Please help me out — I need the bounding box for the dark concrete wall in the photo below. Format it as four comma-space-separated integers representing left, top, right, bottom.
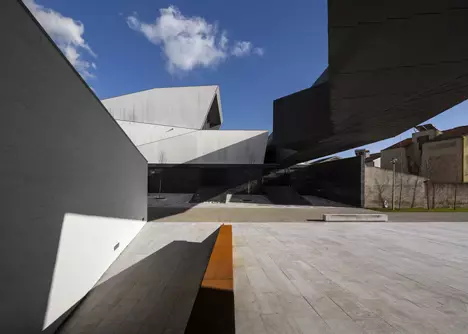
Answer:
148, 165, 266, 193
270, 1, 468, 166
0, 2, 147, 333
273, 83, 331, 151
291, 156, 365, 207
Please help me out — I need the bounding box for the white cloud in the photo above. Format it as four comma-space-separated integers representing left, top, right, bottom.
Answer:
127, 6, 263, 73
231, 41, 252, 57
24, 0, 97, 79
253, 47, 265, 56
231, 41, 264, 57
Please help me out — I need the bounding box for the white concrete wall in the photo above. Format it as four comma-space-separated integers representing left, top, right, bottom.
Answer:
117, 120, 195, 146
0, 2, 147, 333
139, 130, 269, 164
43, 214, 145, 329
103, 86, 220, 129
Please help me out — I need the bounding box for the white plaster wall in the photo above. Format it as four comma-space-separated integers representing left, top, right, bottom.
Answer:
0, 2, 147, 333
103, 86, 219, 129
139, 130, 269, 164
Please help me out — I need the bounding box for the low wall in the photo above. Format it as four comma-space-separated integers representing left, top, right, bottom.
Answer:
365, 167, 427, 208
365, 167, 468, 209
429, 183, 468, 209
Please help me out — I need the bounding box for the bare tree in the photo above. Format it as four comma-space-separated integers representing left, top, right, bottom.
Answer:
247, 152, 256, 195
424, 158, 434, 209
453, 159, 462, 210
157, 151, 166, 199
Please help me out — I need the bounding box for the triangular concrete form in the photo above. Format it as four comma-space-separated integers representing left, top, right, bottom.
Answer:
102, 86, 222, 130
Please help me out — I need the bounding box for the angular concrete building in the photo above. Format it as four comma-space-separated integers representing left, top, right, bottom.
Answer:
102, 86, 268, 166
102, 87, 269, 195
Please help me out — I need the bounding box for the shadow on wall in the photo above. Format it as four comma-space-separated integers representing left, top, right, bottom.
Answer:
0, 1, 147, 333
147, 131, 272, 192
57, 227, 235, 334
145, 133, 277, 220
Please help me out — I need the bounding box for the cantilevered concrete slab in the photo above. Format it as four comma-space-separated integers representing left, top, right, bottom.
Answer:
102, 86, 222, 130
272, 2, 468, 165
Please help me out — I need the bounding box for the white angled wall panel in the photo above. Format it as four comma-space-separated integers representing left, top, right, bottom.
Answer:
139, 130, 269, 164
103, 86, 219, 129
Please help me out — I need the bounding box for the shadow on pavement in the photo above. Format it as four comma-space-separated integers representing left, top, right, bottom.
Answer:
57, 228, 229, 334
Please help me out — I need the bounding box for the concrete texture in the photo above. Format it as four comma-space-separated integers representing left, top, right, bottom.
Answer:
148, 164, 269, 194
139, 130, 269, 164
106, 87, 268, 166
58, 223, 221, 334
60, 222, 468, 333
116, 120, 195, 147
280, 156, 364, 207
421, 137, 464, 183
365, 166, 428, 209
381, 147, 409, 174
0, 2, 147, 333
102, 85, 222, 130
365, 167, 468, 209
270, 2, 468, 165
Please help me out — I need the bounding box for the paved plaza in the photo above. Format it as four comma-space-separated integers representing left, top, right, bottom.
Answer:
59, 222, 468, 333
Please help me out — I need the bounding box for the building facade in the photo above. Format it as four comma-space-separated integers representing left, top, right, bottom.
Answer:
381, 125, 468, 183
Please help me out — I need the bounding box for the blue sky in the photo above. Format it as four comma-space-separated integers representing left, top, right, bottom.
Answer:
25, 0, 468, 158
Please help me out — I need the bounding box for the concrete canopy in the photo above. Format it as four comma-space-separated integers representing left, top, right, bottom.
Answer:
272, 1, 468, 166
102, 85, 223, 130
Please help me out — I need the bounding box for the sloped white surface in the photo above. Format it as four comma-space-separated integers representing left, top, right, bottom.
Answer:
139, 130, 268, 164
103, 86, 219, 129
43, 214, 145, 330
117, 120, 195, 147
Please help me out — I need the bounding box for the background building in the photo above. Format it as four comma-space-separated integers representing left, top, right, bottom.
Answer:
381, 125, 468, 183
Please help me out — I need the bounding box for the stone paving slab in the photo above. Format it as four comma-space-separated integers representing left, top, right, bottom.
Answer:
60, 222, 468, 334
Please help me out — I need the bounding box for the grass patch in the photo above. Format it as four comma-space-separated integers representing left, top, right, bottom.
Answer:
375, 207, 468, 213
